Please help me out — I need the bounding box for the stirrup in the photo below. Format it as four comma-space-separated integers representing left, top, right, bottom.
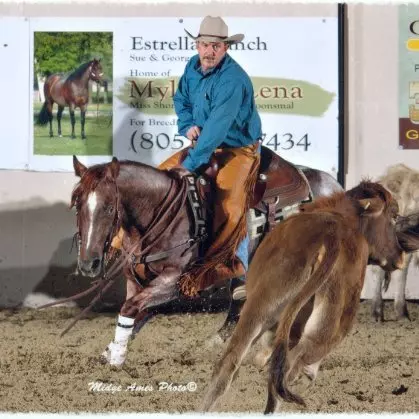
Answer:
232, 284, 246, 301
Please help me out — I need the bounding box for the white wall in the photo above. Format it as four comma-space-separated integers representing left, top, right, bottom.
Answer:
346, 5, 419, 299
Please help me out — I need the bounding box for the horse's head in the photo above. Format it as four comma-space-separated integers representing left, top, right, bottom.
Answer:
89, 58, 104, 84
71, 155, 120, 277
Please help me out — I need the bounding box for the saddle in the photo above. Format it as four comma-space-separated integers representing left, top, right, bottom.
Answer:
182, 145, 311, 233
251, 145, 311, 230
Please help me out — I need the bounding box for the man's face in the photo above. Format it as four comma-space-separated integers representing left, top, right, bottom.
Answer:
197, 41, 229, 71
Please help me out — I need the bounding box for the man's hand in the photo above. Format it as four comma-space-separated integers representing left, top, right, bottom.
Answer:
186, 126, 201, 142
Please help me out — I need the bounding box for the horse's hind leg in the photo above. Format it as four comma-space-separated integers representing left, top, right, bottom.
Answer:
57, 105, 64, 138
47, 101, 54, 137
212, 278, 245, 345
69, 104, 76, 139
80, 105, 87, 140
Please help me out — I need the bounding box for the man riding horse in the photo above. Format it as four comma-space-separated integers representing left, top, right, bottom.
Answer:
114, 16, 262, 300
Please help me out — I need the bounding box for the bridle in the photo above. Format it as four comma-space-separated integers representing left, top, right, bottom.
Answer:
37, 167, 207, 336
89, 62, 103, 84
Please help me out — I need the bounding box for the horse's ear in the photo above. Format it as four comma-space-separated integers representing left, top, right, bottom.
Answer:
73, 155, 87, 177
107, 157, 120, 179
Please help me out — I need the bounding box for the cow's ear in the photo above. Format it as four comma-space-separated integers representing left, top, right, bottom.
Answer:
358, 197, 385, 217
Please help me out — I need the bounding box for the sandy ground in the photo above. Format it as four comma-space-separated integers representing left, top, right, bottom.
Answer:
0, 300, 418, 414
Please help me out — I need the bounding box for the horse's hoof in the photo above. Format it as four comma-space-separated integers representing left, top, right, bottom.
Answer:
100, 351, 110, 365
59, 134, 62, 138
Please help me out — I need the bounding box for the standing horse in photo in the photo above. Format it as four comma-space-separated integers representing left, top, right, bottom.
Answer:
68, 146, 343, 367
37, 58, 104, 140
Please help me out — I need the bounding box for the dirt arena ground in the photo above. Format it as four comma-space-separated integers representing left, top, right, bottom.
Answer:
0, 300, 417, 414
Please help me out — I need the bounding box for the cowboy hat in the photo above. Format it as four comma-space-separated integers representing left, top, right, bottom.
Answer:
184, 16, 244, 44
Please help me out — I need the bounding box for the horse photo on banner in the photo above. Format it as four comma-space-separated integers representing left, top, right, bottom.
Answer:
33, 31, 113, 157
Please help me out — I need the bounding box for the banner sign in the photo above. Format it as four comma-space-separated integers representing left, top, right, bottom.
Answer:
399, 5, 419, 149
4, 17, 338, 175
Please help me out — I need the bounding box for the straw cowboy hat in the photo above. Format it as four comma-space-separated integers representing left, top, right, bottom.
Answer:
184, 16, 244, 44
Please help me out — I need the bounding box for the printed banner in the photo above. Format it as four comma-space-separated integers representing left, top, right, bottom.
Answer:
399, 5, 419, 149
26, 17, 338, 173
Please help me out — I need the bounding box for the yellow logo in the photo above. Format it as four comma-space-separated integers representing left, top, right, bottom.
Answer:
407, 38, 419, 51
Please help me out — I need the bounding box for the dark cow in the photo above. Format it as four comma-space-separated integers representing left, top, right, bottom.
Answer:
200, 181, 405, 414
371, 163, 419, 321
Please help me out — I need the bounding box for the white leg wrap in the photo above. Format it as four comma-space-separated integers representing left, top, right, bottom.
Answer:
102, 315, 134, 366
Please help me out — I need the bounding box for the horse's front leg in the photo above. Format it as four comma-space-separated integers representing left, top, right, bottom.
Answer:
101, 267, 181, 367
80, 105, 87, 140
57, 105, 64, 138
69, 104, 76, 139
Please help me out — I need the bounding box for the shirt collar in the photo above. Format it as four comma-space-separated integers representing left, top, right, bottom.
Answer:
195, 54, 230, 77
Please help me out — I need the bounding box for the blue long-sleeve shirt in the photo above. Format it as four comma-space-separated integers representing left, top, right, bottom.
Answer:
174, 54, 262, 172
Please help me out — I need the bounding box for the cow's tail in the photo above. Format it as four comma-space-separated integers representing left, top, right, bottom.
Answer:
37, 101, 50, 125
266, 229, 340, 411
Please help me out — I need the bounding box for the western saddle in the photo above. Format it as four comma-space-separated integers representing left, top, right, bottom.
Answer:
187, 144, 311, 233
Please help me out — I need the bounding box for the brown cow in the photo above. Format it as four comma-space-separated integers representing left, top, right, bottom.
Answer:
200, 181, 405, 414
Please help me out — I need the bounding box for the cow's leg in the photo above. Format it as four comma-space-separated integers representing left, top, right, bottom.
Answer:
254, 297, 314, 368
394, 253, 411, 320
393, 253, 411, 320
286, 296, 347, 394
253, 324, 276, 368
200, 299, 274, 412
371, 266, 385, 322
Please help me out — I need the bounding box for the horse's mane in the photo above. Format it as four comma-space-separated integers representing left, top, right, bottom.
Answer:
67, 60, 96, 81
70, 160, 166, 210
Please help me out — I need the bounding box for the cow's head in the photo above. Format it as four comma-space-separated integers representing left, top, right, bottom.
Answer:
347, 181, 405, 271
395, 212, 419, 253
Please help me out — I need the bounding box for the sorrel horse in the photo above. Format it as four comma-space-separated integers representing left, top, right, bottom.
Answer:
37, 58, 104, 140
69, 147, 343, 367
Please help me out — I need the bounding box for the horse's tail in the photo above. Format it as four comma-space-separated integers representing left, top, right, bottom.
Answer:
266, 227, 340, 412
37, 101, 50, 125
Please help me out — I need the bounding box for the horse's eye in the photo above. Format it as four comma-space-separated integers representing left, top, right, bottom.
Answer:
106, 205, 114, 216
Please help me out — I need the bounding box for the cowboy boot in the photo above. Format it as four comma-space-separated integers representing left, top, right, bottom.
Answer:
232, 277, 247, 301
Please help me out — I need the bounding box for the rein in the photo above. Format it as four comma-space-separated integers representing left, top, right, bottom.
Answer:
37, 170, 201, 336
109, 173, 194, 275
